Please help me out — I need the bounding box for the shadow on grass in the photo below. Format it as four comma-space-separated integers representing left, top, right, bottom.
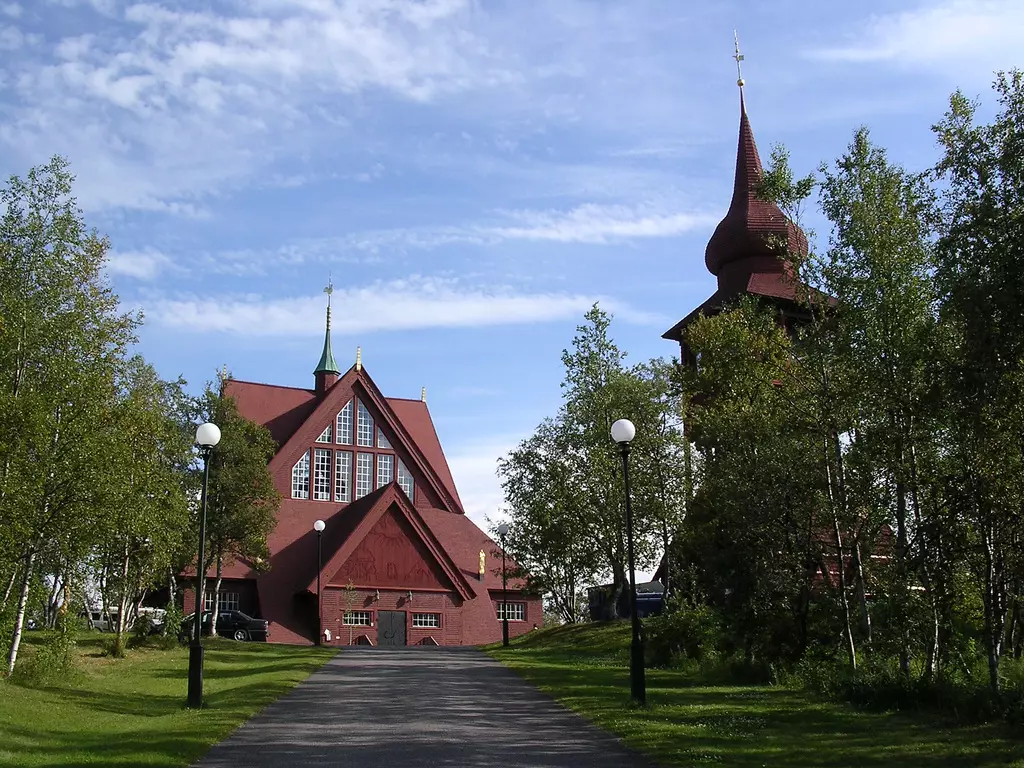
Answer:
489, 628, 1024, 768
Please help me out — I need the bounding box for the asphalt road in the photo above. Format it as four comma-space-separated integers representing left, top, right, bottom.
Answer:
191, 647, 654, 768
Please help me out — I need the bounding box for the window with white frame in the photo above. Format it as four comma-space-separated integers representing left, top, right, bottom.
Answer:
357, 401, 374, 446
377, 427, 391, 449
336, 401, 353, 445
335, 450, 352, 502
377, 453, 394, 489
205, 592, 239, 612
316, 424, 333, 443
313, 448, 332, 501
343, 611, 372, 626
412, 613, 440, 628
291, 451, 310, 499
495, 602, 526, 621
356, 453, 373, 498
396, 458, 414, 500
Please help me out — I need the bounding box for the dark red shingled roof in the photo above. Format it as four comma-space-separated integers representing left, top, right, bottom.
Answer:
704, 90, 808, 278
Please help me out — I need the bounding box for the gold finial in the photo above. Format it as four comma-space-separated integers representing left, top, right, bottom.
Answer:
478, 549, 486, 576
421, 386, 426, 403
733, 30, 745, 88
355, 346, 362, 372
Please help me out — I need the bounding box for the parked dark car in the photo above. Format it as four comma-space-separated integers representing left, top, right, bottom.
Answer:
179, 611, 270, 642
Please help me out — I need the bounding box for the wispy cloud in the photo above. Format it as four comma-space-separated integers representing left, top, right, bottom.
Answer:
487, 203, 717, 244
143, 276, 666, 335
2, 0, 511, 212
446, 433, 525, 527
106, 248, 175, 280
807, 0, 1024, 72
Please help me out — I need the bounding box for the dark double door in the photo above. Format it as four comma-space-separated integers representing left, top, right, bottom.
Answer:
377, 610, 406, 647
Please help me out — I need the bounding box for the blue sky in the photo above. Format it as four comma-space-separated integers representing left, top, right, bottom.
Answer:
1, 0, 1021, 558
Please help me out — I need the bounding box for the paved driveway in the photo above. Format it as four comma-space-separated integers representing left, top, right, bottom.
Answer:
192, 647, 654, 768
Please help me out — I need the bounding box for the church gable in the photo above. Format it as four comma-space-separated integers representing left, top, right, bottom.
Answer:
328, 505, 452, 591
271, 366, 459, 512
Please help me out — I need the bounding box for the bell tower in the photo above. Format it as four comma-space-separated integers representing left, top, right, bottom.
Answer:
314, 279, 340, 394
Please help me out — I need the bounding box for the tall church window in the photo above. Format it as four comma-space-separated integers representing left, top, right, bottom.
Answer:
312, 448, 332, 501
356, 453, 373, 498
396, 458, 414, 501
335, 450, 352, 503
357, 402, 374, 446
336, 401, 353, 445
376, 454, 394, 489
377, 427, 391, 449
316, 424, 333, 443
291, 451, 310, 499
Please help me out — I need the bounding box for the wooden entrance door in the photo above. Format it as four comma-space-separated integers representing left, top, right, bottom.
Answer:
377, 610, 406, 646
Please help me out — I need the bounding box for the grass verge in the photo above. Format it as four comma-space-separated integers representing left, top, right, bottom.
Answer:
0, 632, 337, 767
486, 622, 1024, 767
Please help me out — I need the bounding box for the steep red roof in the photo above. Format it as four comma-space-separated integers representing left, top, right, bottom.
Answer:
704, 90, 808, 279
387, 398, 463, 511
224, 380, 317, 448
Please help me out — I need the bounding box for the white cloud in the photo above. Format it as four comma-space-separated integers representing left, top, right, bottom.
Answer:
808, 0, 1024, 72
106, 248, 174, 280
143, 276, 666, 335
1, 3, 20, 18
488, 203, 717, 244
446, 433, 525, 529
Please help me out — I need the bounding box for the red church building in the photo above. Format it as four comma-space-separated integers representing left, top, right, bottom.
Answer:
187, 295, 542, 646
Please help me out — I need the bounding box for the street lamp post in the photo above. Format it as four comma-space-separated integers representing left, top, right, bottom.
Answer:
496, 522, 510, 647
314, 519, 325, 645
611, 418, 646, 706
188, 421, 221, 710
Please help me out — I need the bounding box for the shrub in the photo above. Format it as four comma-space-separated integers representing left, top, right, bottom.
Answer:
16, 620, 77, 686
645, 601, 723, 668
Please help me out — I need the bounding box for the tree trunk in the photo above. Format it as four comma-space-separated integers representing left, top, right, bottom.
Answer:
210, 556, 224, 637
824, 433, 857, 671
981, 518, 1005, 694
113, 542, 132, 656
2, 565, 19, 611
852, 538, 872, 645
6, 549, 37, 676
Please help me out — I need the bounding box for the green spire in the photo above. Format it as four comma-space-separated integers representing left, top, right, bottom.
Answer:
314, 279, 340, 375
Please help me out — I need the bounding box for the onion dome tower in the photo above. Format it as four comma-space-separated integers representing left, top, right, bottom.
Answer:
662, 36, 810, 366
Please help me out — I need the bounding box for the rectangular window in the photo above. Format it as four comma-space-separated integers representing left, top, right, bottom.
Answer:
396, 458, 414, 501
377, 453, 394, 489
336, 401, 353, 445
412, 613, 440, 628
291, 451, 310, 499
205, 592, 239, 612
377, 427, 391, 449
313, 448, 332, 501
495, 602, 526, 621
316, 424, 333, 443
335, 450, 352, 502
343, 611, 372, 626
357, 401, 374, 446
356, 453, 373, 498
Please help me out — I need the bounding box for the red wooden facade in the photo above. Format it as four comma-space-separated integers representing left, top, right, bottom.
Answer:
186, 319, 542, 646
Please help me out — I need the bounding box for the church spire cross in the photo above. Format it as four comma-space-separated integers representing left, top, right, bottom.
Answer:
733, 30, 745, 88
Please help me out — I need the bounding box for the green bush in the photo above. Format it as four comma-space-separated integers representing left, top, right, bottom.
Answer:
644, 601, 723, 668
16, 620, 77, 686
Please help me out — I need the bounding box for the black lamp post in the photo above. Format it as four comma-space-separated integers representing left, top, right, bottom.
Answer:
314, 519, 325, 645
611, 418, 646, 706
497, 522, 510, 647
188, 421, 221, 710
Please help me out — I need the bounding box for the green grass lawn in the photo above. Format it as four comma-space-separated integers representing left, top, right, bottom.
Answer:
487, 623, 1024, 767
0, 632, 336, 767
